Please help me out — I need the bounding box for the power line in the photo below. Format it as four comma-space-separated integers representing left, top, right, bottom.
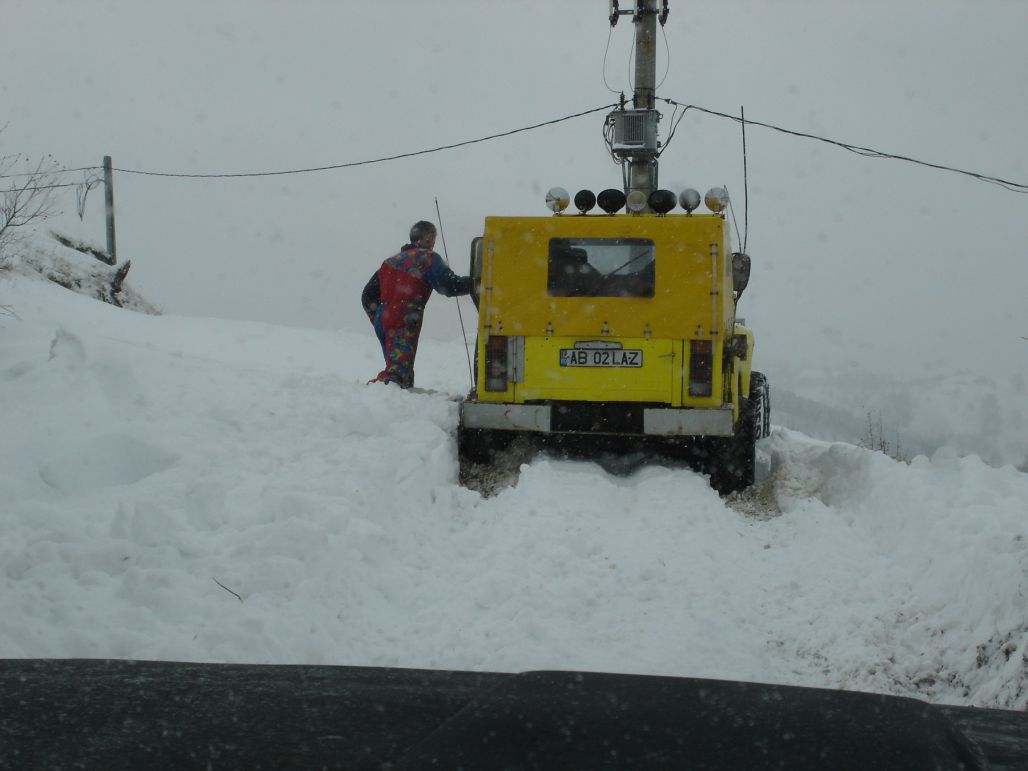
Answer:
0, 166, 97, 180
3, 101, 1026, 195
112, 105, 619, 179
602, 27, 620, 95
0, 181, 83, 194
660, 99, 1028, 194
1, 105, 616, 191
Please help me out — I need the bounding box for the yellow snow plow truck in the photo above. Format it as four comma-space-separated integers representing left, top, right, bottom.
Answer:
457, 188, 769, 495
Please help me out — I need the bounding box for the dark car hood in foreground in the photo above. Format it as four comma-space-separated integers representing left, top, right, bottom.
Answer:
1, 660, 1024, 770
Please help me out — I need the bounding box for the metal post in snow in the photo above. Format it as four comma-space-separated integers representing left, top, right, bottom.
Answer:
103, 155, 117, 263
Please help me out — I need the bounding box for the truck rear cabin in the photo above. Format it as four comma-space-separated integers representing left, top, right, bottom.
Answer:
459, 211, 769, 494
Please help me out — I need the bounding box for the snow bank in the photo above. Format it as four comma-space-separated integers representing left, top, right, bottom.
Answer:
768, 430, 1027, 707
1, 273, 1025, 709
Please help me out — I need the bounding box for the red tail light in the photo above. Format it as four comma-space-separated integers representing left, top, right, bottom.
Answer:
485, 335, 508, 392
689, 339, 713, 397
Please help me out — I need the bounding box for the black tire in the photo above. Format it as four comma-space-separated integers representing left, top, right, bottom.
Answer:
457, 426, 514, 466
711, 373, 770, 494
457, 427, 490, 465
712, 406, 756, 495
457, 426, 523, 494
750, 371, 770, 440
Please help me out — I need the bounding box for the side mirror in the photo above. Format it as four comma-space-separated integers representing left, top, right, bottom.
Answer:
732, 252, 751, 298
469, 237, 483, 309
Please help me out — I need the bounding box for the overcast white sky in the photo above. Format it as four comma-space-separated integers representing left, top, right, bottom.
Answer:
3, 0, 1027, 388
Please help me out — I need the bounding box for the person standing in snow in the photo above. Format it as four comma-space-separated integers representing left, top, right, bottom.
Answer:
363, 220, 472, 388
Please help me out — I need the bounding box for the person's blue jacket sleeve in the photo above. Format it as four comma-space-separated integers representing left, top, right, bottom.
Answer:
424, 252, 472, 297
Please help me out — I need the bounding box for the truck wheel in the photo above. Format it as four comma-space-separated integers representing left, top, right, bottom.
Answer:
714, 371, 770, 493
457, 427, 523, 494
458, 427, 490, 465
750, 371, 770, 440
457, 427, 513, 466
729, 427, 756, 494
712, 398, 757, 495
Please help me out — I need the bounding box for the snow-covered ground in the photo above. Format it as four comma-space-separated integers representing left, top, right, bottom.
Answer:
1, 273, 1025, 709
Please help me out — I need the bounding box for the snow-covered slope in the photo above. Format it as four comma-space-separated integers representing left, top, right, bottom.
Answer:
1, 274, 1025, 709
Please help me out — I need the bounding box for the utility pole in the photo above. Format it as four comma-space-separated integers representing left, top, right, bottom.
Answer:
628, 0, 659, 206
608, 0, 667, 212
103, 155, 117, 263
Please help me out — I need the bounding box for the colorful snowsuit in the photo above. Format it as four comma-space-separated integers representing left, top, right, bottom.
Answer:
367, 244, 471, 388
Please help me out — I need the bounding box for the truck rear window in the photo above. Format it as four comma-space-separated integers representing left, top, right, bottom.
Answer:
547, 238, 655, 298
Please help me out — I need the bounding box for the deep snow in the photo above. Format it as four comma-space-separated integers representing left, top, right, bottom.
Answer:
1, 273, 1025, 709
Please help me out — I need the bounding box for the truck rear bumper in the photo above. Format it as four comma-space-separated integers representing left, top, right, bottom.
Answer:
460, 401, 735, 437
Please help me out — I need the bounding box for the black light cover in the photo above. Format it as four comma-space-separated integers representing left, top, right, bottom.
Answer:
597, 188, 626, 214
574, 189, 596, 214
648, 189, 677, 214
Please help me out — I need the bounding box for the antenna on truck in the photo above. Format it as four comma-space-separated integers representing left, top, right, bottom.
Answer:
435, 197, 475, 387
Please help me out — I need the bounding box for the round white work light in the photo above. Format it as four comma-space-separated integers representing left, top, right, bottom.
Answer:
546, 187, 570, 213
704, 186, 729, 214
679, 188, 701, 213
626, 189, 648, 213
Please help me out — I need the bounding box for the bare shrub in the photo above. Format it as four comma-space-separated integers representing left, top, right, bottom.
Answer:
1, 149, 63, 268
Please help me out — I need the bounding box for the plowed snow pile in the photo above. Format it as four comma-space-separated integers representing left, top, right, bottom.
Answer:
2, 275, 1025, 708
